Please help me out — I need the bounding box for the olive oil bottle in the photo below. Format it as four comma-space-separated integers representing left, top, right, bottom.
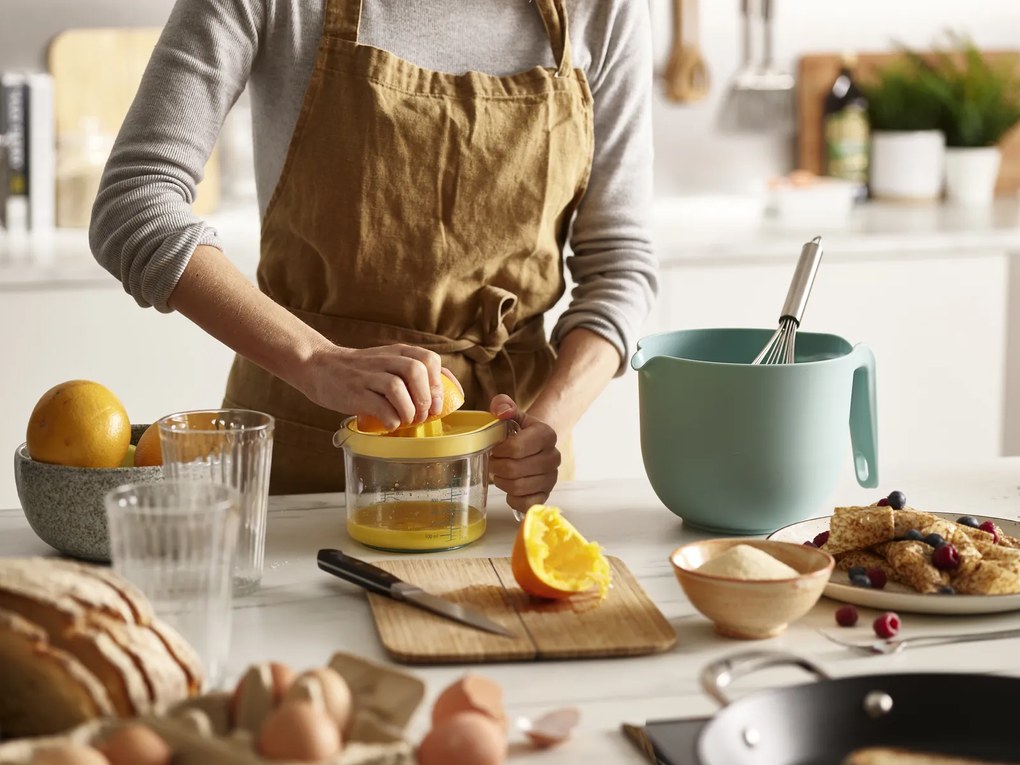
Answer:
823, 53, 870, 199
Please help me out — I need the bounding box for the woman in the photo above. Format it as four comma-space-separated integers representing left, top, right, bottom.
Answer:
90, 0, 657, 513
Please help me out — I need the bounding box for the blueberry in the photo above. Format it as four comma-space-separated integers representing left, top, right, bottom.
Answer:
905, 529, 923, 541
957, 516, 981, 528
850, 573, 873, 588
923, 533, 946, 548
887, 490, 907, 510
848, 566, 867, 579
937, 586, 956, 595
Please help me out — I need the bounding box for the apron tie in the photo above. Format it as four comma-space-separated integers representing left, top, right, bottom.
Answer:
288, 292, 548, 405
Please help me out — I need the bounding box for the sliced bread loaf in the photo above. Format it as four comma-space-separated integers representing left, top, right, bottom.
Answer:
0, 609, 115, 739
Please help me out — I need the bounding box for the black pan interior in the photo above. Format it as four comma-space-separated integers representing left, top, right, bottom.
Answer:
698, 673, 1020, 765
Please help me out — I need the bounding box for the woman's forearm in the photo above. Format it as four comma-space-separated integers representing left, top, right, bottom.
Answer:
167, 245, 330, 390
527, 328, 620, 440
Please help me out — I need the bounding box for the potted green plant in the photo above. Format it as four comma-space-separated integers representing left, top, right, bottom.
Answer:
862, 61, 947, 201
904, 36, 1020, 206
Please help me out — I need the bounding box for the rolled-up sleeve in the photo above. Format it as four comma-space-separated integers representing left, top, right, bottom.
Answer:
89, 0, 261, 311
551, 0, 658, 375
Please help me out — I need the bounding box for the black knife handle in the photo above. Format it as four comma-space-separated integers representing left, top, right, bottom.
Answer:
317, 548, 401, 597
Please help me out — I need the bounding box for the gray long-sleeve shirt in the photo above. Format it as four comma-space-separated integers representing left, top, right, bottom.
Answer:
90, 0, 658, 374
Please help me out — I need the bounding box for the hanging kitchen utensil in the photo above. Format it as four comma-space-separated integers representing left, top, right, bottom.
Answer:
643, 650, 1020, 764
752, 235, 824, 364
718, 0, 796, 133
662, 0, 710, 103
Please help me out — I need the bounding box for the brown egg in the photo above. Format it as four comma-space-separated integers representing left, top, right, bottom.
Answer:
520, 707, 581, 748
29, 743, 109, 765
97, 724, 172, 765
431, 674, 506, 730
417, 712, 507, 765
257, 699, 342, 762
286, 667, 353, 732
230, 661, 295, 728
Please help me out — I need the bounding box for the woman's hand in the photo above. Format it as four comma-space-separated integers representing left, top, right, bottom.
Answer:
298, 343, 456, 431
489, 394, 561, 514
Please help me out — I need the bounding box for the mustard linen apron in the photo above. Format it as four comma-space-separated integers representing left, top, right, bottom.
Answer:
224, 0, 594, 494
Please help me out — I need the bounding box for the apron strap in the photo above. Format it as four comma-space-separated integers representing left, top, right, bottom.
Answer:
533, 0, 574, 77
323, 0, 362, 42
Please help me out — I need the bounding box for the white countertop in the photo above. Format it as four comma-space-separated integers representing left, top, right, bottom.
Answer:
3, 461, 1020, 762
3, 197, 1020, 289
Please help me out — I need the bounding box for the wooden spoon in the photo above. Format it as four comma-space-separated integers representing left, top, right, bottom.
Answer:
663, 0, 710, 103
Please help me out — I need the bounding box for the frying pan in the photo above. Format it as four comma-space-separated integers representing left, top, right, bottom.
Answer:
691, 651, 1020, 764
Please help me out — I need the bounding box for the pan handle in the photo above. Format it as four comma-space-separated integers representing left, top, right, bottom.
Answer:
700, 650, 830, 707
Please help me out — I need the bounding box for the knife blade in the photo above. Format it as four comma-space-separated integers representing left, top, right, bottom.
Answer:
316, 548, 517, 638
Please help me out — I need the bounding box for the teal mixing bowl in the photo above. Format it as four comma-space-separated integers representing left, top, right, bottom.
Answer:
631, 328, 878, 534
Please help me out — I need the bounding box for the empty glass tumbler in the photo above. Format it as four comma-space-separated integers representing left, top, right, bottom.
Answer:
158, 409, 274, 594
105, 480, 238, 688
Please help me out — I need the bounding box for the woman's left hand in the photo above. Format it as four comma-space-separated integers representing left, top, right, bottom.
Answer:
489, 394, 561, 514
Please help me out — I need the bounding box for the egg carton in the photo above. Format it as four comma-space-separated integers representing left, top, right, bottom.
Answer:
0, 652, 425, 765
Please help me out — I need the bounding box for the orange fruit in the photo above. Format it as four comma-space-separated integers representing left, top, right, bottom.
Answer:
26, 380, 131, 468
357, 373, 464, 435
133, 422, 163, 466
511, 505, 612, 600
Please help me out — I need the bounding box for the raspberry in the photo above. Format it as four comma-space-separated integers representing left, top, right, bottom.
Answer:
835, 606, 859, 627
932, 543, 960, 571
812, 530, 830, 547
979, 521, 1000, 544
803, 540, 818, 548
866, 567, 888, 590
873, 611, 900, 639
877, 497, 890, 507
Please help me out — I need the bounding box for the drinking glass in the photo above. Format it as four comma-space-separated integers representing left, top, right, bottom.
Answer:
105, 480, 238, 689
158, 409, 274, 595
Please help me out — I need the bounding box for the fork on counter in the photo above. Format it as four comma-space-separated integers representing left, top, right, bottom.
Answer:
818, 626, 1020, 656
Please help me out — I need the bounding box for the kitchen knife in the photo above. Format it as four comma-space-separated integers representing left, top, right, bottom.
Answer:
316, 548, 517, 639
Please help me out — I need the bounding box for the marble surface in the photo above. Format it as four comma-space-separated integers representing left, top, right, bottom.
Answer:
4, 197, 1020, 288
4, 461, 1020, 762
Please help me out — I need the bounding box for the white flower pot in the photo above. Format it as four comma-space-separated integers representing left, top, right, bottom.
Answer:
869, 130, 946, 202
944, 146, 1002, 207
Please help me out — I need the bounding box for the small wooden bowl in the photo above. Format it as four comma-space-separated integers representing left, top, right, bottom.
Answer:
670, 539, 834, 639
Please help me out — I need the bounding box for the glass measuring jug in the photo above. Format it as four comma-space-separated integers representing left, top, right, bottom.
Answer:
334, 412, 515, 553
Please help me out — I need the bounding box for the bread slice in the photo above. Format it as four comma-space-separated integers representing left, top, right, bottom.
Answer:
41, 559, 203, 694
87, 614, 190, 707
0, 609, 114, 739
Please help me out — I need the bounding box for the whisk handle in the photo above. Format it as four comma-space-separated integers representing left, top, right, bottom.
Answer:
780, 236, 824, 325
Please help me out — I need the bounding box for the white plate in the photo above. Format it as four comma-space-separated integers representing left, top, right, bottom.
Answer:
768, 512, 1020, 615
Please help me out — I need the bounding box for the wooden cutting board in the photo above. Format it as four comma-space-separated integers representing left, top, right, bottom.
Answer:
366, 556, 677, 664
797, 51, 1020, 194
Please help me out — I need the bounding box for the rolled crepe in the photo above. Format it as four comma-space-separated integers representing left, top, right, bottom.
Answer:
873, 541, 949, 594
825, 506, 896, 556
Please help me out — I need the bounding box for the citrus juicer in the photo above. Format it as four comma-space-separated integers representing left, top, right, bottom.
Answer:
332, 411, 517, 553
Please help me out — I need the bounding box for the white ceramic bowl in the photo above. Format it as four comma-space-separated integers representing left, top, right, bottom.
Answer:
670, 538, 834, 639
13, 425, 163, 562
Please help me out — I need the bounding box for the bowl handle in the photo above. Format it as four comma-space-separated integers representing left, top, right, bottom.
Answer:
700, 650, 830, 708
848, 344, 879, 488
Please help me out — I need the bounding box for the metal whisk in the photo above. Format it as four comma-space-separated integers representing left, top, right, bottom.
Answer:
752, 236, 824, 365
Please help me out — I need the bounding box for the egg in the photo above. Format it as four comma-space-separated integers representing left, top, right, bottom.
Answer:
96, 724, 172, 765
286, 667, 353, 732
431, 674, 506, 730
29, 743, 109, 765
230, 661, 295, 730
257, 699, 342, 762
417, 711, 507, 765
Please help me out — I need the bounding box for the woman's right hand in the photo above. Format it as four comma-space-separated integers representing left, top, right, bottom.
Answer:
297, 343, 454, 431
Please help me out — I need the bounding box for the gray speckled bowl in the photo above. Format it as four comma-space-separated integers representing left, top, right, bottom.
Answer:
13, 424, 163, 562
